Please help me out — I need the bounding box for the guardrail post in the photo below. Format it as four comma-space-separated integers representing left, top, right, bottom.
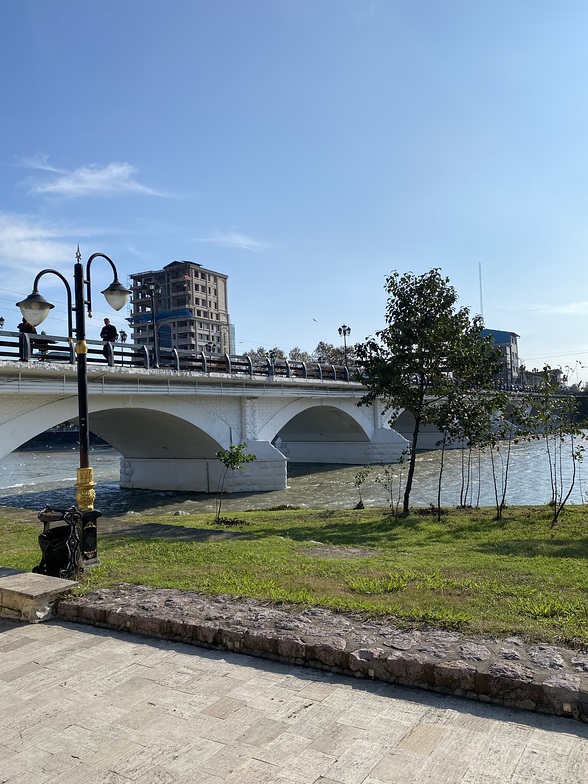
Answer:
105, 342, 115, 367
19, 332, 32, 361
140, 345, 150, 369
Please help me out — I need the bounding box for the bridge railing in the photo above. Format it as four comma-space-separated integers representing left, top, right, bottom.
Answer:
0, 329, 357, 382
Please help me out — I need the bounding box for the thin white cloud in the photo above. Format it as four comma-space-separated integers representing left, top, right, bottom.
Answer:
519, 301, 588, 315
196, 229, 271, 252
0, 213, 75, 269
29, 162, 165, 198
16, 153, 66, 173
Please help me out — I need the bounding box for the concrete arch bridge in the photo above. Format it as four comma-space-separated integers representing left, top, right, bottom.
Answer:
0, 362, 409, 493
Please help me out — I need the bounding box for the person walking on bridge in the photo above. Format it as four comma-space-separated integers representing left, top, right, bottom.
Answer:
100, 317, 118, 360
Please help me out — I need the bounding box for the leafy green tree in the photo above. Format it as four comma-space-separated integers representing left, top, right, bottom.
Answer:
246, 346, 269, 360
215, 442, 256, 522
356, 269, 503, 516
289, 347, 312, 362
246, 346, 286, 362
311, 342, 347, 364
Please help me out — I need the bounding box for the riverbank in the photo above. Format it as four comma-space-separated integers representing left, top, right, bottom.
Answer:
4, 503, 588, 724
4, 503, 588, 644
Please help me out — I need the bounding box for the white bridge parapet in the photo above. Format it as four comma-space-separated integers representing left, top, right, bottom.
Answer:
0, 362, 409, 493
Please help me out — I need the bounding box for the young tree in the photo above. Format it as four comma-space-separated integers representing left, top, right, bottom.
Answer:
527, 368, 585, 525
356, 269, 503, 516
214, 442, 257, 522
353, 466, 371, 509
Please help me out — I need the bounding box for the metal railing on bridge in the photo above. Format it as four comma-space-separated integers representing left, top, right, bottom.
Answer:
0, 329, 355, 382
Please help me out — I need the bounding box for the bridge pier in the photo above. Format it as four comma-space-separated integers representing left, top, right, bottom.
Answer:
120, 440, 287, 493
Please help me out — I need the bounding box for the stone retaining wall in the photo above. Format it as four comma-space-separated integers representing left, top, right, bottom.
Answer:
57, 583, 588, 723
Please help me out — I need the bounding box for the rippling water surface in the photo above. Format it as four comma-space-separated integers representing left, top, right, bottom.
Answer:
1, 437, 586, 517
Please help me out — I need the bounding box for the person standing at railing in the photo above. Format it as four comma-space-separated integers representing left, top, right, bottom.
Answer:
18, 318, 37, 334
100, 318, 118, 360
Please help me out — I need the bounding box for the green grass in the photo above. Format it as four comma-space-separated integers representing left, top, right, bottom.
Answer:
3, 505, 588, 645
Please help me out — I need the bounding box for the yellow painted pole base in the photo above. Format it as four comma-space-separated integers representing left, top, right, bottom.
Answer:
75, 467, 96, 511
75, 467, 100, 566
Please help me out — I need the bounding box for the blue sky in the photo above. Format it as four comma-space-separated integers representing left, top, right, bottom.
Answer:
2, 0, 588, 381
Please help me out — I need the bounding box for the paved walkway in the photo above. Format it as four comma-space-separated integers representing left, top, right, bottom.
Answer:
1, 619, 588, 783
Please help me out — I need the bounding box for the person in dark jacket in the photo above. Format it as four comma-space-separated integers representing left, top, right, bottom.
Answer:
18, 318, 37, 334
100, 318, 118, 360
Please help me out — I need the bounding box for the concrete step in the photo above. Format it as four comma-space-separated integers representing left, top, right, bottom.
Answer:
0, 569, 78, 623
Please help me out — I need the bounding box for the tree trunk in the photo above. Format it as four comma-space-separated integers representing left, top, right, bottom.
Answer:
403, 416, 421, 516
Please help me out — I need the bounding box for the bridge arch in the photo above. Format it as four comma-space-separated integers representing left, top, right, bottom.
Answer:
0, 395, 232, 460
256, 399, 373, 444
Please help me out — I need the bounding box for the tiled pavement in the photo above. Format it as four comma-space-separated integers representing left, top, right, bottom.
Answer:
1, 619, 588, 784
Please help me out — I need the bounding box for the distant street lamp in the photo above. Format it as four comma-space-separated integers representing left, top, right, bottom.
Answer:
205, 341, 214, 355
338, 324, 351, 366
119, 329, 128, 366
16, 247, 130, 564
146, 280, 162, 367
0, 316, 4, 330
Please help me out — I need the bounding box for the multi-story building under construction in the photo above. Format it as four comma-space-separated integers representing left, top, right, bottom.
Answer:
129, 260, 232, 356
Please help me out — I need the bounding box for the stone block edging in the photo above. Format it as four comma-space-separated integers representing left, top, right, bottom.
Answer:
56, 584, 588, 723
0, 570, 78, 623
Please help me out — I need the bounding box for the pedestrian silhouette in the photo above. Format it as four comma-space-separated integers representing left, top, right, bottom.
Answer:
100, 318, 118, 360
18, 318, 37, 334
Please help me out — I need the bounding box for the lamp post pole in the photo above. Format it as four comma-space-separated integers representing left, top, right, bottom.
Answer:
147, 280, 161, 368
0, 316, 5, 329
17, 247, 130, 565
338, 324, 351, 366
119, 329, 127, 366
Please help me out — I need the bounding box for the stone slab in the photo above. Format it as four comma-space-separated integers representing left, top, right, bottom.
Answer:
2, 617, 588, 783
0, 571, 78, 623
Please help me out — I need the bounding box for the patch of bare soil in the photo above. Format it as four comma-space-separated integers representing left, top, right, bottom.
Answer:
303, 543, 380, 559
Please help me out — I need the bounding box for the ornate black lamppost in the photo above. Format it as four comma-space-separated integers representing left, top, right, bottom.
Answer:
0, 316, 5, 329
16, 247, 130, 564
338, 324, 351, 366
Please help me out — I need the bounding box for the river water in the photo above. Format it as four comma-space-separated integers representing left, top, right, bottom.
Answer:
0, 437, 586, 516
